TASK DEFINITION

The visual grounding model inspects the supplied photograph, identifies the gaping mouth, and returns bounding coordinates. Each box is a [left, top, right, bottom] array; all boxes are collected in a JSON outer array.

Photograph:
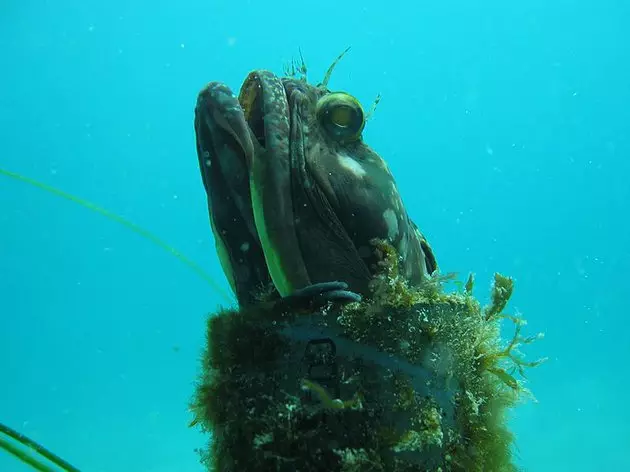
[[238, 73, 278, 152], [194, 70, 308, 301]]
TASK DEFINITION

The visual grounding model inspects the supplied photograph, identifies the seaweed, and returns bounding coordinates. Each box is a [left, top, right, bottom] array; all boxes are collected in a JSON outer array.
[[0, 422, 80, 472], [0, 167, 232, 303]]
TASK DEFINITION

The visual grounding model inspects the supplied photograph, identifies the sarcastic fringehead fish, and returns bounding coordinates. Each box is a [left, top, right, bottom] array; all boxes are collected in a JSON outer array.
[[194, 54, 437, 308]]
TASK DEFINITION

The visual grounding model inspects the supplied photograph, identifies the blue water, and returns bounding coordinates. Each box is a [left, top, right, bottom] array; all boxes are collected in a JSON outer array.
[[1, 1, 628, 471]]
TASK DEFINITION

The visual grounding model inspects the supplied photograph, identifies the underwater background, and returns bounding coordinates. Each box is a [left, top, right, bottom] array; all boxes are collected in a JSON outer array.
[[1, 0, 628, 471]]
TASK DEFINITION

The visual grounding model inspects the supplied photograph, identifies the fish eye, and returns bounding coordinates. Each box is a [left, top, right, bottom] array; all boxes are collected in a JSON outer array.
[[316, 92, 365, 142]]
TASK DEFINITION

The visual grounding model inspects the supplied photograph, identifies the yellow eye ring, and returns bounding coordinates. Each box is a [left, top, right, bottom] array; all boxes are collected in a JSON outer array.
[[316, 92, 365, 142]]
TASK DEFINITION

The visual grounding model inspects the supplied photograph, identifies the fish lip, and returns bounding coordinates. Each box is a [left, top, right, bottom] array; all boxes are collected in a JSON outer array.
[[195, 72, 288, 167], [236, 71, 313, 296], [195, 82, 255, 169], [194, 81, 261, 243]]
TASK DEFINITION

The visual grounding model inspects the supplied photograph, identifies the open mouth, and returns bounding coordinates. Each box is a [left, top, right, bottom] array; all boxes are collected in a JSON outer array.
[[195, 71, 313, 299], [195, 71, 293, 173], [238, 73, 278, 151]]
